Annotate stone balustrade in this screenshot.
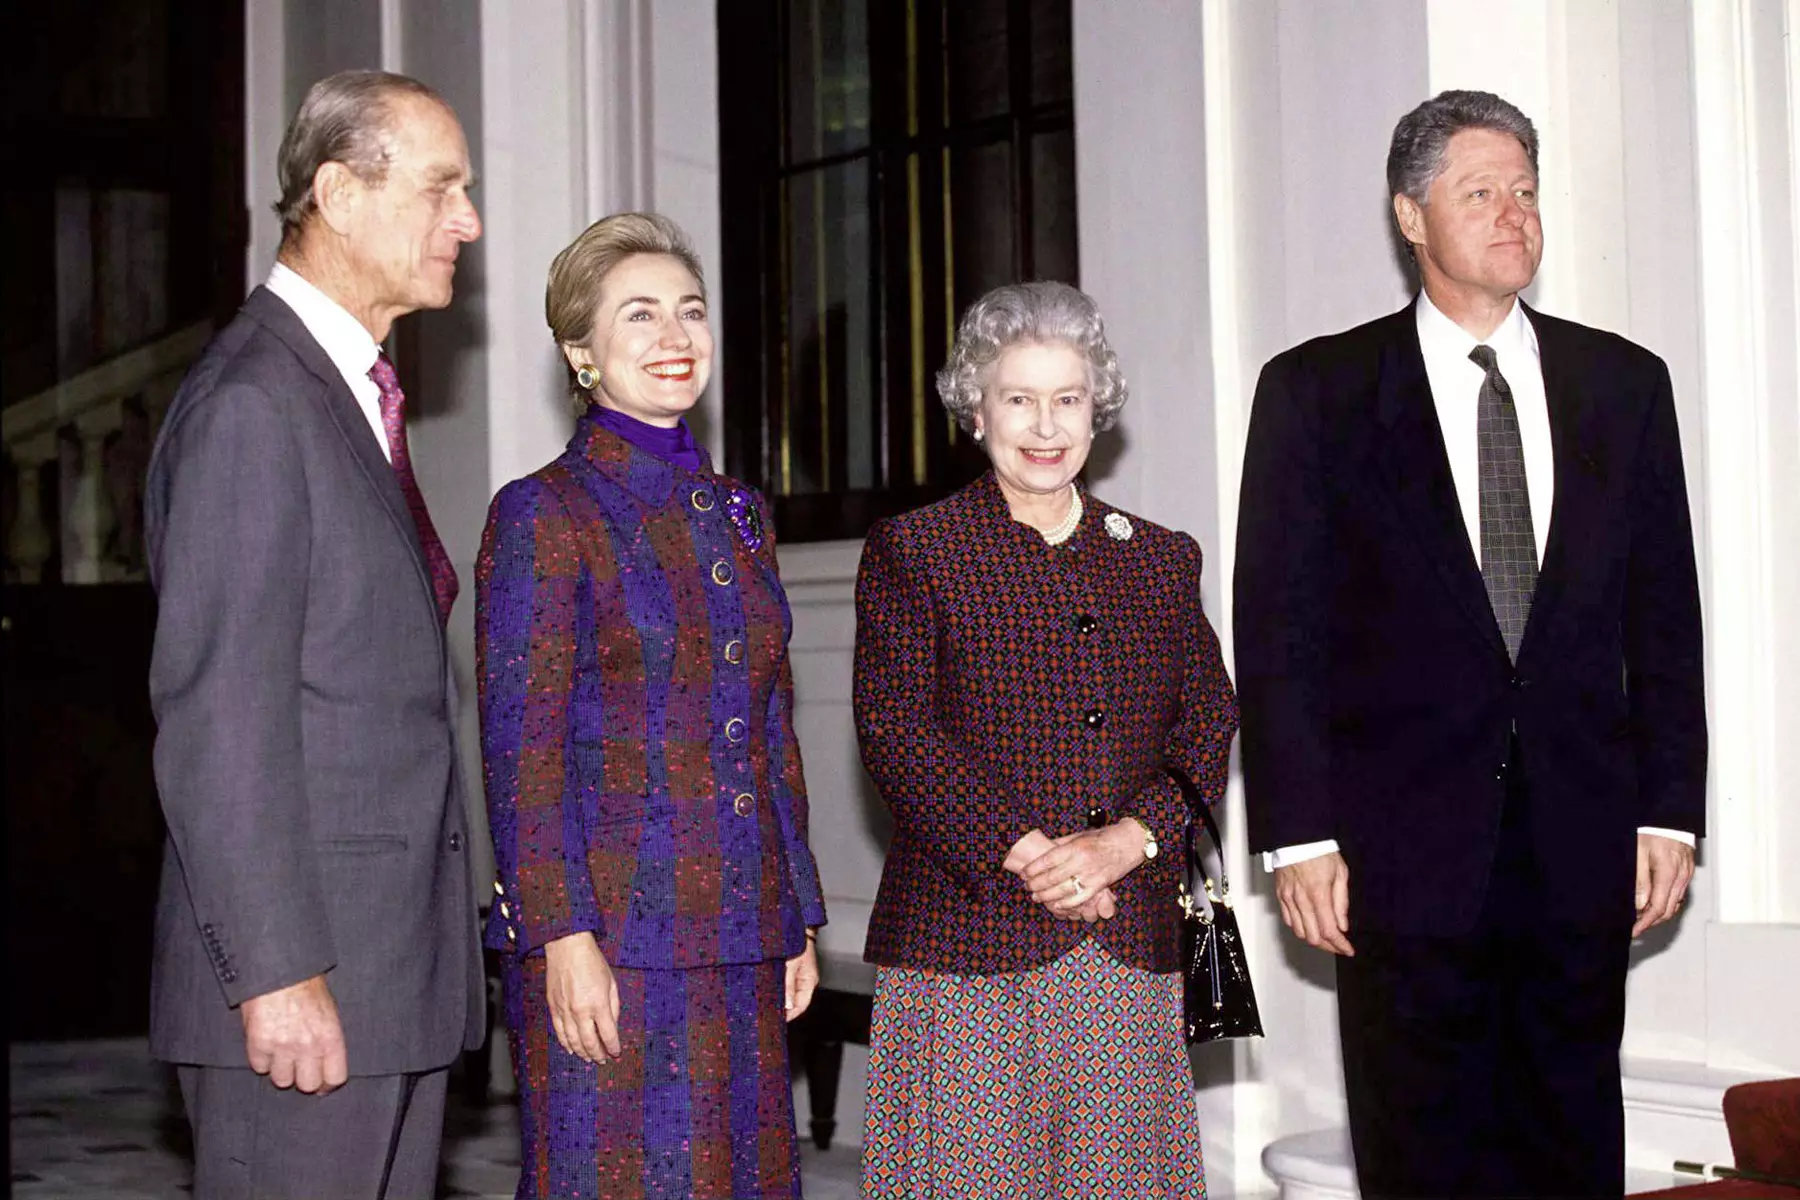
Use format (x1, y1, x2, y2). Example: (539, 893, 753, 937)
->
(2, 321, 211, 584)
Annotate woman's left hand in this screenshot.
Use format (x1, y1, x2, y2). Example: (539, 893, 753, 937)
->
(785, 938, 820, 1022)
(1021, 823, 1146, 913)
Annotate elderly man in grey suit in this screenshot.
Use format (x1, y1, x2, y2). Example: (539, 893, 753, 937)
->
(145, 70, 484, 1198)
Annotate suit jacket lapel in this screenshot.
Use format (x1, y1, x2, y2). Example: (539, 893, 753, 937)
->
(243, 287, 435, 604)
(1374, 307, 1509, 656)
(1518, 303, 1598, 663)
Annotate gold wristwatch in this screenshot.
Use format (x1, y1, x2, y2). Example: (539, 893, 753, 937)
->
(1122, 815, 1159, 860)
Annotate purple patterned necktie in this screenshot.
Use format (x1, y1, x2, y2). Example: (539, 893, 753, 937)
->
(369, 353, 458, 624)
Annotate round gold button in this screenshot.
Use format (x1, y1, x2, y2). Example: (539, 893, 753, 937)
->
(725, 717, 747, 744)
(711, 560, 735, 586)
(732, 792, 755, 817)
(723, 640, 745, 664)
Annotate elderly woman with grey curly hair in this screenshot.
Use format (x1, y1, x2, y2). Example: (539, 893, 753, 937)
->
(852, 280, 1238, 1197)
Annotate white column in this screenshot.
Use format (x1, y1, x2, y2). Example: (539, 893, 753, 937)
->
(479, 0, 595, 489)
(645, 0, 725, 458)
(9, 446, 55, 584)
(244, 0, 289, 289)
(58, 414, 117, 585)
(1425, 0, 1630, 329)
(1690, 0, 1800, 926)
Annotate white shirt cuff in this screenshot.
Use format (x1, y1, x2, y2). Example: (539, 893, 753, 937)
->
(1262, 830, 1694, 873)
(1262, 839, 1340, 872)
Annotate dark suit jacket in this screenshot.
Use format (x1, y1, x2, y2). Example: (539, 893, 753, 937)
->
(854, 473, 1239, 974)
(144, 285, 483, 1075)
(1234, 301, 1706, 936)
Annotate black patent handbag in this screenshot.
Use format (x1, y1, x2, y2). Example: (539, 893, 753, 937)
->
(1164, 765, 1265, 1044)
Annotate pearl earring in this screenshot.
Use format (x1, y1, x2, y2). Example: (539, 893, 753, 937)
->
(576, 365, 600, 390)
(973, 427, 985, 443)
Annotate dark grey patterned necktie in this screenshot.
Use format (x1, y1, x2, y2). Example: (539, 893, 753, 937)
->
(1470, 344, 1538, 660)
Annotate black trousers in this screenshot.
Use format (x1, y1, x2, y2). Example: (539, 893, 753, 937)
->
(176, 1063, 449, 1200)
(1337, 758, 1631, 1199)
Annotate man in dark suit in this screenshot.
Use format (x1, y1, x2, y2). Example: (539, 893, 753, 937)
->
(1234, 90, 1705, 1199)
(145, 70, 484, 1198)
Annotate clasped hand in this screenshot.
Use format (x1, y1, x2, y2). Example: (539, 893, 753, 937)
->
(1003, 824, 1144, 923)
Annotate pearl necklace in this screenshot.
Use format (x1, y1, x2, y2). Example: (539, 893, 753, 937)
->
(1040, 485, 1084, 546)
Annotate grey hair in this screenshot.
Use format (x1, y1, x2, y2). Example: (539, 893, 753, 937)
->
(935, 282, 1127, 433)
(275, 70, 448, 242)
(1387, 90, 1538, 247)
(546, 212, 707, 401)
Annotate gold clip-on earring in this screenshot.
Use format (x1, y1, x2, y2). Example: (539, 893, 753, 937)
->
(576, 365, 600, 390)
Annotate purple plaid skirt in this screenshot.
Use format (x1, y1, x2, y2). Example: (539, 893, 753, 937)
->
(503, 955, 801, 1199)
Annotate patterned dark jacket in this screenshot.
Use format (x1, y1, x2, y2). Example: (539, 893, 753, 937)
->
(476, 414, 827, 971)
(854, 473, 1238, 974)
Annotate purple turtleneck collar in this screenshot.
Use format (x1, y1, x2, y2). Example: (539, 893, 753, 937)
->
(589, 404, 706, 472)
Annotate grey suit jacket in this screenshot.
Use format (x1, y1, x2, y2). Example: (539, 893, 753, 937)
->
(144, 286, 483, 1075)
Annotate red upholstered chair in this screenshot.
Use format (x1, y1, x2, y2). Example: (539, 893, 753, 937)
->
(1632, 1078, 1800, 1197)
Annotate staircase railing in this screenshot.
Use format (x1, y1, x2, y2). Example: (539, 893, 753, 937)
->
(2, 321, 213, 583)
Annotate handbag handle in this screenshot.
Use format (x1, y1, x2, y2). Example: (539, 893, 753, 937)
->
(1163, 764, 1230, 899)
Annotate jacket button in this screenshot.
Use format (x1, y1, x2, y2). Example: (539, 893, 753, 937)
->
(711, 560, 735, 586)
(733, 792, 755, 817)
(725, 717, 747, 744)
(1083, 708, 1106, 730)
(449, 832, 464, 851)
(691, 487, 716, 512)
(1076, 613, 1099, 635)
(724, 639, 745, 665)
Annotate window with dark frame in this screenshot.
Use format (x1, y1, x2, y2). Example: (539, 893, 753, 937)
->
(718, 0, 1077, 543)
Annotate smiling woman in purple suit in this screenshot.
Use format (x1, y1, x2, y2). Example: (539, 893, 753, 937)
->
(853, 281, 1238, 1198)
(476, 212, 827, 1200)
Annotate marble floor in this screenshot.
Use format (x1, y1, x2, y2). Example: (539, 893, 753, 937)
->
(10, 1039, 864, 1199)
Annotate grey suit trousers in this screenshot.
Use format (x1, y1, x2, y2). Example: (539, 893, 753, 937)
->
(176, 1065, 448, 1199)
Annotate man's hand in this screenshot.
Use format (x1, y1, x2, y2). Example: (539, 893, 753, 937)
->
(241, 974, 348, 1094)
(1633, 833, 1696, 938)
(1274, 852, 1354, 956)
(544, 931, 622, 1062)
(785, 938, 821, 1022)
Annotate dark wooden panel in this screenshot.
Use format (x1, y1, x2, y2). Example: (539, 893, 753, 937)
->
(4, 584, 162, 1039)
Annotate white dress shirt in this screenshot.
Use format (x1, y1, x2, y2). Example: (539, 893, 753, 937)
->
(1263, 293, 1694, 870)
(264, 263, 390, 464)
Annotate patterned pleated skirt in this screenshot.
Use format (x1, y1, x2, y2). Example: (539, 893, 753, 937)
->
(861, 937, 1206, 1199)
(503, 955, 800, 1200)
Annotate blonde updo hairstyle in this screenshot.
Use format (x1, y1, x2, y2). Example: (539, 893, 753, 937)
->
(544, 211, 707, 404)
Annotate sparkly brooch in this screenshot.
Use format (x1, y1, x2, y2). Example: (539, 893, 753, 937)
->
(723, 486, 766, 552)
(1104, 512, 1133, 541)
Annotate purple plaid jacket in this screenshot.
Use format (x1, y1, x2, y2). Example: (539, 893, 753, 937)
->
(476, 414, 826, 970)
